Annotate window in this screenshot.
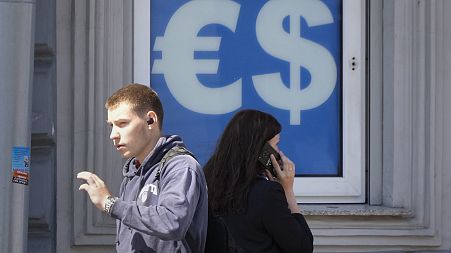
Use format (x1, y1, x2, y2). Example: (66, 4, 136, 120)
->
(133, 0, 366, 203)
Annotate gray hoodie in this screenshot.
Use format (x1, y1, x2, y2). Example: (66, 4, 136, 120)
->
(110, 135, 208, 253)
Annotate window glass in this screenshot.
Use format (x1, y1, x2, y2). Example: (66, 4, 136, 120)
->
(150, 0, 342, 176)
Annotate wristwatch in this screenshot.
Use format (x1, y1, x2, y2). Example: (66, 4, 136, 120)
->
(104, 196, 119, 215)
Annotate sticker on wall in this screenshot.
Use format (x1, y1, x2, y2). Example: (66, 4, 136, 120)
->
(11, 147, 31, 185)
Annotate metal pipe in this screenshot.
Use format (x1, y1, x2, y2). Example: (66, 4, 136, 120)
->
(0, 0, 36, 252)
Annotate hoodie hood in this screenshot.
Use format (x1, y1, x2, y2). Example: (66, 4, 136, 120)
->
(122, 135, 184, 178)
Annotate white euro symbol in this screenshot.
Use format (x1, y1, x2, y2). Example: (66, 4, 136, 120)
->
(152, 1, 241, 114)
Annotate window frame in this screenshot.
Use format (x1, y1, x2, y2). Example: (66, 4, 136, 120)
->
(295, 0, 366, 203)
(132, 0, 367, 203)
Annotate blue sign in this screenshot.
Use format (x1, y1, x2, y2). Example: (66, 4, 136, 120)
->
(151, 0, 342, 176)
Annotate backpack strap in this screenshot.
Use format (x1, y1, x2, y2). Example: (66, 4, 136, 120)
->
(155, 145, 195, 181)
(152, 146, 199, 252)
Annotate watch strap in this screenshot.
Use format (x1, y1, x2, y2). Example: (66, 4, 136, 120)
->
(104, 196, 119, 215)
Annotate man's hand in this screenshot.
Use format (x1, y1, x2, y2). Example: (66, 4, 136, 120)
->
(77, 171, 112, 211)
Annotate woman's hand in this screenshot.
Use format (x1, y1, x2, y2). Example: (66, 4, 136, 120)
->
(266, 151, 300, 213)
(266, 151, 295, 188)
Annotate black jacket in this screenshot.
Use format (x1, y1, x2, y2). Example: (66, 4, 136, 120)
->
(222, 177, 313, 253)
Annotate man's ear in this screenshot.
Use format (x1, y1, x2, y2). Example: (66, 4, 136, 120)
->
(146, 111, 158, 127)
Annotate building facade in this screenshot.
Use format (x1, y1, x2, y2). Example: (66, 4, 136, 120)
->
(2, 0, 451, 252)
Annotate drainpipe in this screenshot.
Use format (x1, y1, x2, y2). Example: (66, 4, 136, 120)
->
(0, 0, 36, 252)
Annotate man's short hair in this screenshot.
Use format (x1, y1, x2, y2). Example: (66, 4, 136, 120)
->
(105, 83, 164, 129)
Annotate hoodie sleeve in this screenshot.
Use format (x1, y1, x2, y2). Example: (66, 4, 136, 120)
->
(110, 155, 203, 240)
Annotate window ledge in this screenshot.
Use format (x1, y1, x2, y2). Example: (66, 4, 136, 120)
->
(300, 204, 413, 217)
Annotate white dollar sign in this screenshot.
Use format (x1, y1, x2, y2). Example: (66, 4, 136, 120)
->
(152, 1, 241, 114)
(253, 0, 337, 125)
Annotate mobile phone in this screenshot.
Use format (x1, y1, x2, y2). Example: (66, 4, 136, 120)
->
(257, 142, 281, 177)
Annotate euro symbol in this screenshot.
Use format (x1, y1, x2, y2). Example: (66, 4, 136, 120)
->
(152, 1, 241, 114)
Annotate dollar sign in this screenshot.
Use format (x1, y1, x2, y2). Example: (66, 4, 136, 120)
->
(252, 0, 337, 125)
(153, 1, 241, 114)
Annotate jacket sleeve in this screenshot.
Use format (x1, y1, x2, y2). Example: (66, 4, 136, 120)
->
(261, 182, 314, 253)
(110, 155, 203, 240)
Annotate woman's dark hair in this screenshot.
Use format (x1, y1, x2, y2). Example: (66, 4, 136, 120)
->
(204, 109, 281, 214)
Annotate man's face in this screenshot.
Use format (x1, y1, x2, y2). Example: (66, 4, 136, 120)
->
(107, 103, 154, 162)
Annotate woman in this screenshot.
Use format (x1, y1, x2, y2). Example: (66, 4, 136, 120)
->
(204, 109, 313, 253)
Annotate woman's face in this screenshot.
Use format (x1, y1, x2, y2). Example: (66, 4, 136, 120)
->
(267, 133, 280, 152)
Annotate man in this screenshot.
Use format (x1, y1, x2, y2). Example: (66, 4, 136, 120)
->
(77, 83, 208, 253)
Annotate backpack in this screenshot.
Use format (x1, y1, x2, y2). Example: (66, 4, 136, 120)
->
(159, 146, 246, 253)
(205, 213, 246, 253)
